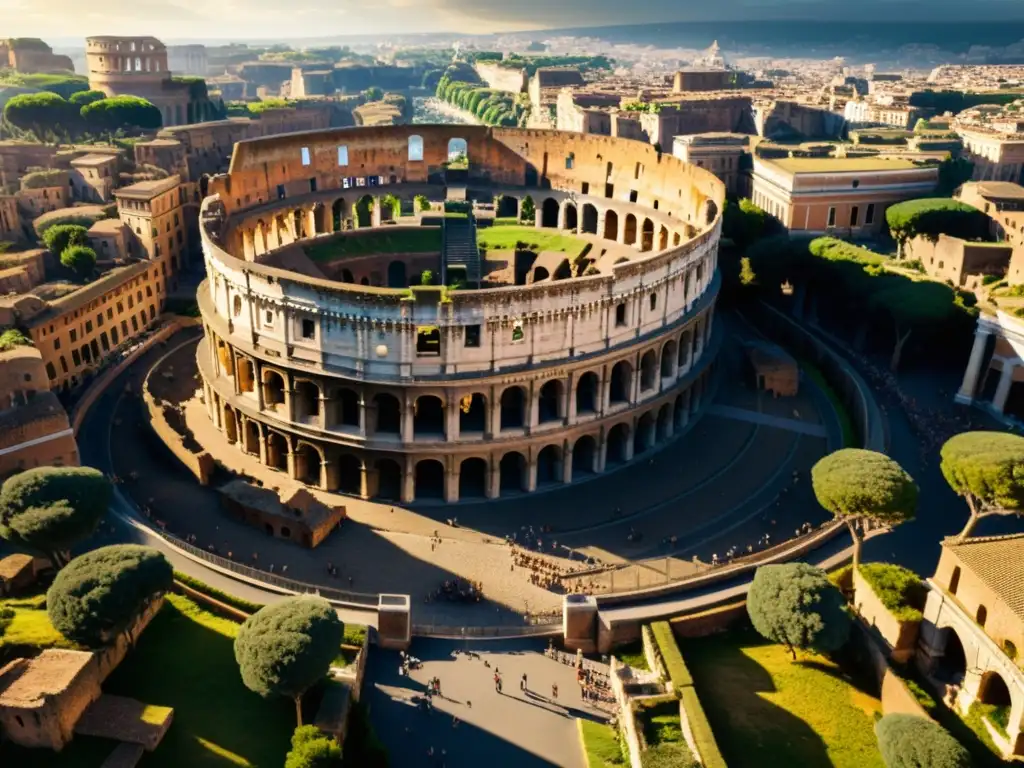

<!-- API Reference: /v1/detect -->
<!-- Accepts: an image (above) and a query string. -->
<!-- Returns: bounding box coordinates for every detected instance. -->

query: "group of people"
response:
[426,578,483,604]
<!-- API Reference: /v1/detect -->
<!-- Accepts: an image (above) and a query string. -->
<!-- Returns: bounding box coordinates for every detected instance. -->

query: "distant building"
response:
[166,44,207,77]
[0,195,21,241]
[750,156,939,233]
[755,100,845,140]
[0,38,73,74]
[69,154,118,204]
[672,68,732,93]
[959,129,1024,184]
[672,133,750,196]
[115,175,188,276]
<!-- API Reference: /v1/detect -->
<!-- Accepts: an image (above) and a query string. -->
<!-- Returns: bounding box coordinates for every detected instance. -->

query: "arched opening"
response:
[373,393,401,435]
[657,403,672,442]
[604,209,619,241]
[222,406,238,443]
[446,137,468,182]
[496,195,518,218]
[610,361,632,405]
[312,203,326,234]
[564,203,578,231]
[237,357,255,394]
[415,459,445,499]
[678,330,692,369]
[500,386,526,430]
[387,260,407,288]
[576,372,599,415]
[243,419,260,455]
[460,457,488,499]
[624,214,637,246]
[674,393,687,430]
[408,134,424,162]
[332,198,347,231]
[292,208,307,240]
[295,443,322,487]
[337,453,363,495]
[640,350,658,392]
[266,431,288,471]
[635,411,656,454]
[937,628,967,682]
[217,340,234,376]
[658,225,669,251]
[661,340,678,379]
[978,671,1012,710]
[541,198,559,228]
[976,605,988,627]
[641,218,654,252]
[340,269,354,283]
[537,444,562,486]
[459,393,487,434]
[262,369,286,411]
[705,199,719,226]
[538,380,563,423]
[337,388,360,428]
[355,195,374,228]
[573,434,597,475]
[374,458,402,500]
[414,395,445,438]
[673,232,681,246]
[606,423,630,465]
[294,380,321,422]
[532,266,550,283]
[582,203,598,234]
[949,566,961,595]
[500,451,526,493]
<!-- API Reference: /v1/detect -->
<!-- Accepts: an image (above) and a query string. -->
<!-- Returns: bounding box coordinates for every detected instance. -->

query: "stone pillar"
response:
[256,424,267,465]
[601,371,611,414]
[597,211,607,239]
[358,398,367,437]
[528,386,540,431]
[567,376,578,424]
[401,457,415,503]
[487,461,500,499]
[994,362,1016,413]
[956,328,992,404]
[557,202,567,230]
[401,394,414,443]
[617,213,627,245]
[560,375,572,421]
[371,197,382,228]
[534,204,543,229]
[285,387,296,423]
[562,444,574,484]
[317,394,328,431]
[322,458,338,492]
[306,208,317,238]
[623,427,635,463]
[526,455,538,492]
[597,428,608,473]
[445,468,460,503]
[446,395,459,442]
[489,395,501,436]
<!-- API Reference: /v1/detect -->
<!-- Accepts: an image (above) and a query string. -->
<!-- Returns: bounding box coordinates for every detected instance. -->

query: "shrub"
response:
[875,713,971,768]
[0,328,31,351]
[982,274,1002,286]
[680,687,727,768]
[650,621,693,689]
[857,563,926,622]
[172,571,261,614]
[886,198,990,248]
[60,244,97,278]
[285,724,341,768]
[42,223,89,256]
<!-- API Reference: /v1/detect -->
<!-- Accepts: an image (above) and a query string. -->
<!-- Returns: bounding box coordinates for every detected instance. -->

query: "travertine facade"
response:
[198,126,724,503]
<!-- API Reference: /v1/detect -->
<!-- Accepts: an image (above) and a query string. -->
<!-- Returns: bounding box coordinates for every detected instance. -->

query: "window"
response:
[116,302,124,314]
[127,295,134,309]
[976,605,988,627]
[265,310,274,327]
[635,162,643,179]
[565,153,575,170]
[301,147,311,166]
[581,182,589,195]
[85,320,93,333]
[629,190,638,203]
[233,296,242,316]
[121,320,129,336]
[276,184,286,200]
[511,319,524,343]
[131,316,139,332]
[309,178,317,193]
[416,325,441,356]
[72,349,81,366]
[865,203,875,225]
[301,318,316,340]
[615,303,627,327]
[850,206,859,227]
[146,286,152,298]
[465,324,481,348]
[408,135,424,162]
[605,183,614,199]
[59,355,68,373]
[949,566,961,595]
[53,338,60,350]
[100,333,109,352]
[650,293,657,311]
[338,146,349,166]
[827,207,836,227]
[46,362,56,380]
[111,327,119,345]
[97,313,104,327]
[852,179,860,189]
[70,329,77,343]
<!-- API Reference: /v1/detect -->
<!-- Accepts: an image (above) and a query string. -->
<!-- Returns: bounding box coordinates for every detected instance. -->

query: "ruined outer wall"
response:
[474,62,528,94]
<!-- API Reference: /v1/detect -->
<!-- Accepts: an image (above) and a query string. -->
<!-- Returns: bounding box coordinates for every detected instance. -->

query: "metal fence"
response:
[154,529,381,608]
[412,620,562,638]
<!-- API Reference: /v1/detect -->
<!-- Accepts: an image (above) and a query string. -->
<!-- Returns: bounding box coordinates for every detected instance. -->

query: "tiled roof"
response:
[945,533,1024,621]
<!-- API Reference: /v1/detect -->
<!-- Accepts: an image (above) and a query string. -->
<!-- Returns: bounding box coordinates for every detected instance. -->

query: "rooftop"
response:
[114,175,180,201]
[944,533,1024,621]
[0,649,93,708]
[71,153,117,168]
[973,181,1024,200]
[88,218,126,235]
[0,553,34,581]
[761,156,926,174]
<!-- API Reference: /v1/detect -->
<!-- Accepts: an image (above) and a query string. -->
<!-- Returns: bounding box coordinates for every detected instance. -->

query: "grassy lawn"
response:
[579,719,626,767]
[615,639,650,671]
[682,630,885,768]
[478,223,589,258]
[305,228,442,261]
[0,592,77,659]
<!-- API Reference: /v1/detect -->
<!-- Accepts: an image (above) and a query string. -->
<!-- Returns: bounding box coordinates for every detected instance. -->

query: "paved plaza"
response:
[365,638,609,767]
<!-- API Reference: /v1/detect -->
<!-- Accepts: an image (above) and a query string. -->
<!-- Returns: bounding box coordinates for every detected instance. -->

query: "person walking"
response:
[552,683,558,699]
[521,673,528,691]
[494,672,501,693]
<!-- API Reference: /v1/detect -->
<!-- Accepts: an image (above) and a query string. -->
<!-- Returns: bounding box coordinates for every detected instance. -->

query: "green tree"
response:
[738,257,757,287]
[234,596,343,726]
[47,544,173,647]
[414,194,430,212]
[811,449,918,568]
[285,725,342,768]
[381,193,401,220]
[885,198,989,256]
[61,244,97,279]
[913,118,929,133]
[520,195,535,224]
[723,198,768,249]
[42,223,89,256]
[870,279,967,371]
[746,562,851,660]
[69,90,106,107]
[420,269,434,285]
[940,431,1024,539]
[3,92,77,141]
[875,714,971,768]
[937,157,975,196]
[80,95,163,136]
[363,86,383,101]
[0,467,112,568]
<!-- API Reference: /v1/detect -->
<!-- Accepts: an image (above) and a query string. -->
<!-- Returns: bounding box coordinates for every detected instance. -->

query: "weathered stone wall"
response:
[852,568,920,664]
[474,62,528,94]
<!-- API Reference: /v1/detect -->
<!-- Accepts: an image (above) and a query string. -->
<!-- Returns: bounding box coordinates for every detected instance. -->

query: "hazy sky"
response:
[2,0,1022,41]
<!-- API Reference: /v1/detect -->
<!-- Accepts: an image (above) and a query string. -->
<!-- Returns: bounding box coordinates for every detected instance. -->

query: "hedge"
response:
[680,687,727,768]
[172,571,263,614]
[857,562,926,622]
[650,621,693,689]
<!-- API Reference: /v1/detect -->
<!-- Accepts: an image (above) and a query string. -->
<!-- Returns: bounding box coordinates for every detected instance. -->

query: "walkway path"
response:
[706,403,829,437]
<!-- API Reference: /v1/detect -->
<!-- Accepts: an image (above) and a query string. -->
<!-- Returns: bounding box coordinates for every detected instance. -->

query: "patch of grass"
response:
[305,228,442,261]
[682,629,886,768]
[343,623,367,647]
[478,223,589,258]
[172,571,261,614]
[801,359,856,447]
[857,563,926,622]
[0,592,76,658]
[650,621,693,689]
[637,698,683,746]
[580,719,627,767]
[615,639,650,671]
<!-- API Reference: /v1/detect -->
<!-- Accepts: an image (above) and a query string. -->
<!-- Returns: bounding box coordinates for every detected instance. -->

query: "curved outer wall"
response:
[198,126,725,504]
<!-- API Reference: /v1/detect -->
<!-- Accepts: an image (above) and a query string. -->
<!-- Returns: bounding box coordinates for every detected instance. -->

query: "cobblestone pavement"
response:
[86,329,834,624]
[366,637,609,768]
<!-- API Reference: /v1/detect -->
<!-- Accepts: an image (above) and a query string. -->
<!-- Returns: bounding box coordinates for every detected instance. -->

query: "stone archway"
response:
[373,393,401,435]
[294,442,323,487]
[610,361,632,405]
[635,411,656,454]
[266,431,288,471]
[332,198,347,231]
[536,444,562,486]
[387,260,407,288]
[415,459,445,499]
[661,340,678,379]
[604,209,618,241]
[294,380,321,422]
[573,434,597,475]
[582,203,598,234]
[564,202,578,232]
[336,387,360,429]
[459,393,487,434]
[576,372,599,415]
[500,451,526,493]
[606,423,630,465]
[656,403,672,442]
[538,379,563,424]
[262,368,286,412]
[223,405,238,443]
[500,386,526,430]
[375,458,402,500]
[460,457,488,499]
[414,395,445,438]
[337,453,363,495]
[624,214,637,246]
[641,218,654,251]
[541,197,559,228]
[640,350,658,392]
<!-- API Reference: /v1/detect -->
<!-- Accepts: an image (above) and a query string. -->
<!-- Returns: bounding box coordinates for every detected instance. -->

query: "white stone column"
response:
[371,197,382,228]
[526,456,538,492]
[566,374,577,424]
[446,394,459,442]
[358,398,367,437]
[994,361,1016,413]
[562,443,574,484]
[955,328,992,404]
[445,467,460,503]
[401,456,415,503]
[597,428,608,473]
[401,394,414,443]
[487,461,500,499]
[557,203,567,230]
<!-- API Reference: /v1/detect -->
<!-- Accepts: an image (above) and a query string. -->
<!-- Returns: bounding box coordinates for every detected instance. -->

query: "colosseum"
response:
[197,125,723,504]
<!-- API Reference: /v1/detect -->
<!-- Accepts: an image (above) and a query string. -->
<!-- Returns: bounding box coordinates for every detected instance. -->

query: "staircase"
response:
[443,213,480,287]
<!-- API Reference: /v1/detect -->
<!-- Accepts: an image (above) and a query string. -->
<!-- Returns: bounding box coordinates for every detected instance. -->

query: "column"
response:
[401,394,414,443]
[358,398,367,437]
[994,362,1016,414]
[955,328,992,404]
[562,443,574,484]
[597,211,607,240]
[256,423,267,465]
[528,385,540,431]
[371,197,382,228]
[631,355,641,404]
[617,213,627,245]
[489,392,501,436]
[306,208,318,238]
[446,394,459,442]
[534,204,543,229]
[557,203,567,230]
[516,197,523,223]
[322,458,338,492]
[317,393,328,431]
[623,426,635,462]
[601,370,611,414]
[445,467,460,503]
[526,456,538,493]
[487,460,500,499]
[597,428,608,473]
[567,375,578,424]
[401,457,415,503]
